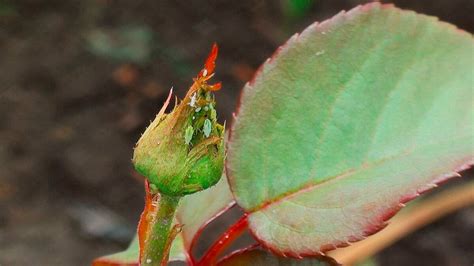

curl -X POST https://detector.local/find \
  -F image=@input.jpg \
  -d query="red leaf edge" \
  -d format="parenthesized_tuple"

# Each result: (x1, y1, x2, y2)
(247, 160, 472, 259)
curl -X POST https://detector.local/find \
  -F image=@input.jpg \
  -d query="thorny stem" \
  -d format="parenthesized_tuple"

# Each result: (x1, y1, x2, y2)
(329, 180, 474, 265)
(197, 214, 249, 266)
(141, 193, 181, 266)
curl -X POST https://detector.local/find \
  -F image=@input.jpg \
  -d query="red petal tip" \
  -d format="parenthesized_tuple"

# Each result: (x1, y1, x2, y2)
(209, 82, 222, 91)
(200, 43, 218, 78)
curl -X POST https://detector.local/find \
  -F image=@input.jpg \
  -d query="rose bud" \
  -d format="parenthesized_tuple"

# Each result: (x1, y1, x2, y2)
(133, 44, 225, 196)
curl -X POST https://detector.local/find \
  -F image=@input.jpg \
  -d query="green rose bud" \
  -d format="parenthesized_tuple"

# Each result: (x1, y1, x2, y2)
(132, 44, 225, 196)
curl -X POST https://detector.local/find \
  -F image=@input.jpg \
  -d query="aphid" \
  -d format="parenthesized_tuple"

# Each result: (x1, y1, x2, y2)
(189, 93, 197, 107)
(184, 125, 194, 145)
(210, 108, 217, 121)
(203, 119, 212, 138)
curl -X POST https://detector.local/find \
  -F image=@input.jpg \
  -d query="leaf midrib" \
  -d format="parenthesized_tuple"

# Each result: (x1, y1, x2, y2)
(247, 134, 472, 214)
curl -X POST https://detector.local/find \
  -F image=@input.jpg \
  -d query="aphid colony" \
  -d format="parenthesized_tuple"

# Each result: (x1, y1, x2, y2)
(185, 90, 218, 145)
(182, 43, 223, 147)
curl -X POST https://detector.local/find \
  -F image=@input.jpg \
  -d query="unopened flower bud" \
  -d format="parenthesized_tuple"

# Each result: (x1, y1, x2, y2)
(133, 44, 225, 196)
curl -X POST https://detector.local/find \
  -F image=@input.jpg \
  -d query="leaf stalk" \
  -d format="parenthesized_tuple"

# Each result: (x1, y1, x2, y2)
(197, 214, 249, 266)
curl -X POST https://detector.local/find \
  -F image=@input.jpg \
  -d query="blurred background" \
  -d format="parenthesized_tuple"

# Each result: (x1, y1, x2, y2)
(0, 0, 473, 265)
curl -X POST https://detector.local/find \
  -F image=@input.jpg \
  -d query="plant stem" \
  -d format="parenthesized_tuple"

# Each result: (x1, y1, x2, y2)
(197, 214, 248, 266)
(329, 180, 474, 265)
(141, 193, 181, 266)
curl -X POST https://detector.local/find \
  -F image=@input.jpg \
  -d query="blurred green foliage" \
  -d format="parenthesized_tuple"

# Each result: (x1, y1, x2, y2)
(85, 25, 154, 65)
(282, 0, 314, 19)
(85, 24, 192, 76)
(0, 1, 17, 17)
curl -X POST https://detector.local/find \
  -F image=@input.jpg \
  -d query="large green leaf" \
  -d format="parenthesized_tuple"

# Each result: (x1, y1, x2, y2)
(227, 3, 473, 257)
(93, 176, 234, 265)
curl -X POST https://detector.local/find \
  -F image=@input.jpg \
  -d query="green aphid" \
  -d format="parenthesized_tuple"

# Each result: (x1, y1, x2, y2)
(184, 125, 194, 145)
(203, 119, 212, 138)
(210, 108, 217, 121)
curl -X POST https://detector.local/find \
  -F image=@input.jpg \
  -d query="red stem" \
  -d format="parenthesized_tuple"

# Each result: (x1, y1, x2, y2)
(197, 214, 249, 266)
